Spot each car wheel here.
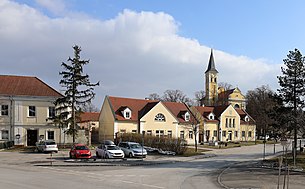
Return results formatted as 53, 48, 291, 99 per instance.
129, 153, 133, 158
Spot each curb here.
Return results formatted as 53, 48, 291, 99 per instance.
34, 160, 177, 167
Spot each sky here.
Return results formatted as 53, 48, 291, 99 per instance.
1, 0, 305, 108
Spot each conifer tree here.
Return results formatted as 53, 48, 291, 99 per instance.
54, 45, 99, 143
277, 48, 305, 158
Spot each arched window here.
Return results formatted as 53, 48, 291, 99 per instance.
234, 104, 240, 109
155, 113, 166, 122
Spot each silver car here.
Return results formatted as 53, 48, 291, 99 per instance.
36, 140, 58, 153
118, 142, 147, 158
96, 144, 124, 159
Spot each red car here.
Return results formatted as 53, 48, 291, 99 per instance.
69, 144, 92, 159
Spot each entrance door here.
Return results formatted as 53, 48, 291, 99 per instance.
228, 131, 232, 141
27, 130, 38, 146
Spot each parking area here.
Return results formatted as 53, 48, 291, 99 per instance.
0, 148, 193, 167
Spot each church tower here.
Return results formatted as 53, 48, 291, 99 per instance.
204, 49, 218, 106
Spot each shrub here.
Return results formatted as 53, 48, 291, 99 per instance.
116, 133, 187, 155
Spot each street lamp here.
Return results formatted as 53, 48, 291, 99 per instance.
280, 138, 291, 189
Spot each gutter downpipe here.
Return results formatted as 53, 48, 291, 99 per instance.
9, 96, 14, 145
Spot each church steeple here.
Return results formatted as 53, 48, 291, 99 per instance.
205, 49, 218, 73
204, 49, 218, 106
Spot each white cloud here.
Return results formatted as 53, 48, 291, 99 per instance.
0, 0, 281, 107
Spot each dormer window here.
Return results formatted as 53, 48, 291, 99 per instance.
155, 113, 165, 122
125, 111, 130, 119
184, 112, 190, 121
208, 113, 215, 120
245, 115, 249, 122
122, 107, 131, 119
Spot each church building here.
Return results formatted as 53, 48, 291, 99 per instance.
192, 50, 256, 143
203, 49, 247, 109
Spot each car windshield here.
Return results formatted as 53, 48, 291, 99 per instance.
75, 146, 89, 150
45, 141, 56, 145
107, 146, 120, 150
130, 143, 141, 149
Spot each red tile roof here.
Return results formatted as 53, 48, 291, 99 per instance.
108, 96, 158, 121
0, 75, 62, 97
217, 89, 234, 101
107, 96, 194, 123
235, 108, 255, 124
162, 101, 192, 123
79, 112, 100, 122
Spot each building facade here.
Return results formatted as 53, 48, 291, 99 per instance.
99, 96, 198, 144
198, 49, 256, 142
191, 105, 256, 143
0, 75, 64, 146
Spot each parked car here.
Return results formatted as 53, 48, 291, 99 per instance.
118, 142, 147, 158
36, 140, 58, 153
96, 144, 124, 159
69, 144, 92, 159
99, 140, 115, 146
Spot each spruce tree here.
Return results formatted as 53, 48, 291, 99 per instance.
277, 48, 305, 158
54, 45, 99, 143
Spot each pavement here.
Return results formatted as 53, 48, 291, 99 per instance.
32, 150, 216, 167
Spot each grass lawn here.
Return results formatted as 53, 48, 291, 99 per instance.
179, 147, 211, 157
264, 152, 305, 170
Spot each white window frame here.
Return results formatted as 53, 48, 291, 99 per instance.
122, 108, 132, 119
47, 130, 55, 140
155, 113, 166, 122
146, 130, 152, 136
208, 113, 215, 120
189, 130, 193, 139
167, 130, 172, 138
1, 105, 9, 116
180, 131, 184, 139
48, 107, 55, 118
184, 112, 190, 121
28, 106, 36, 117
1, 130, 9, 140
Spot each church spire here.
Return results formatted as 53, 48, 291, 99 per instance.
205, 49, 218, 73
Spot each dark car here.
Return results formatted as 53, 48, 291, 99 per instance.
69, 144, 92, 159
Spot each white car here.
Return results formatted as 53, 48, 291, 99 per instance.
96, 144, 124, 159
36, 140, 58, 153
118, 142, 147, 158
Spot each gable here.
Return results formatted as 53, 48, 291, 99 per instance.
220, 105, 240, 119
140, 102, 178, 123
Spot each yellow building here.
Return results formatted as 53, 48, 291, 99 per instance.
204, 49, 247, 109
0, 75, 63, 146
198, 49, 256, 142
192, 105, 255, 143
99, 96, 198, 144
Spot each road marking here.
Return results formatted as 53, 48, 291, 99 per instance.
40, 166, 162, 188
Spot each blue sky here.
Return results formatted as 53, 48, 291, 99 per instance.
2, 0, 305, 107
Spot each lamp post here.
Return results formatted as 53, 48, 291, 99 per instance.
280, 138, 291, 189
142, 131, 145, 161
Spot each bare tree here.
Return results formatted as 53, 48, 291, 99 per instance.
218, 82, 233, 91
146, 93, 161, 100
188, 108, 204, 152
79, 102, 99, 112
162, 89, 190, 103
194, 90, 205, 106
246, 85, 277, 138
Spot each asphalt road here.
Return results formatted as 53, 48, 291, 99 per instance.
0, 144, 304, 189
